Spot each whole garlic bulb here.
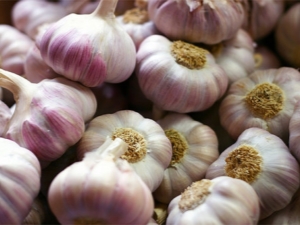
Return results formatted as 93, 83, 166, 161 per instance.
147, 0, 245, 44
37, 0, 136, 87
48, 137, 154, 225
219, 67, 300, 142
136, 35, 228, 113
0, 69, 97, 168
167, 176, 260, 225
0, 137, 41, 224
275, 3, 300, 68
0, 25, 34, 75
76, 110, 172, 192
153, 113, 219, 204
205, 127, 300, 219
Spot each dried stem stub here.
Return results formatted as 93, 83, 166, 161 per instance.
122, 8, 149, 24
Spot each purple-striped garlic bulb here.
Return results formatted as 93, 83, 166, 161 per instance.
136, 35, 228, 114
219, 67, 300, 142
37, 0, 136, 87
289, 100, 300, 163
0, 69, 97, 168
48, 137, 154, 225
24, 44, 59, 83
0, 25, 34, 75
167, 176, 260, 225
254, 44, 282, 70
242, 0, 285, 41
76, 110, 172, 192
206, 127, 300, 219
147, 0, 245, 44
205, 29, 255, 84
0, 137, 41, 224
275, 3, 300, 68
153, 113, 219, 204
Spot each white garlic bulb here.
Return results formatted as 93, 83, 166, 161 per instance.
205, 127, 300, 219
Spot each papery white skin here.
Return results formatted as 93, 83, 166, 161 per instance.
0, 138, 41, 225
76, 110, 172, 192
205, 127, 300, 219
148, 0, 245, 44
167, 176, 260, 225
136, 35, 228, 113
275, 3, 300, 68
49, 139, 154, 225
242, 0, 285, 40
0, 69, 97, 168
212, 29, 255, 84
153, 113, 219, 204
219, 67, 300, 142
254, 45, 281, 70
0, 25, 34, 75
24, 44, 59, 83
289, 100, 300, 163
116, 12, 160, 49
37, 0, 136, 87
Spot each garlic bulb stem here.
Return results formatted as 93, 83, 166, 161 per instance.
93, 0, 119, 19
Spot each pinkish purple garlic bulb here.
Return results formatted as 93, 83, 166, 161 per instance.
37, 0, 136, 87
148, 0, 245, 44
0, 69, 97, 168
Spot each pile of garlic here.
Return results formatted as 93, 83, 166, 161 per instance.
0, 0, 300, 224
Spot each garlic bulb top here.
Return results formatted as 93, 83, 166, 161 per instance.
76, 110, 172, 192
0, 25, 34, 75
153, 113, 219, 204
0, 69, 97, 168
219, 67, 300, 142
37, 0, 136, 87
275, 3, 300, 68
136, 35, 228, 113
167, 176, 260, 225
49, 138, 154, 225
148, 0, 245, 44
0, 137, 41, 225
205, 127, 300, 219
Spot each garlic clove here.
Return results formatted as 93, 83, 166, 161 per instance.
37, 0, 136, 87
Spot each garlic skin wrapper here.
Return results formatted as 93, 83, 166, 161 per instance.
167, 176, 260, 225
288, 101, 300, 163
117, 7, 160, 49
206, 127, 300, 219
136, 35, 228, 113
0, 25, 34, 75
242, 0, 285, 41
275, 3, 300, 68
49, 138, 154, 225
22, 196, 47, 225
207, 29, 255, 84
153, 113, 219, 204
37, 0, 136, 87
76, 110, 172, 192
0, 69, 97, 168
219, 67, 300, 142
254, 45, 281, 70
0, 137, 41, 225
0, 100, 12, 137
148, 0, 245, 44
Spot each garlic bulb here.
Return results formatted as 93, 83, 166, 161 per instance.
0, 137, 41, 224
153, 113, 219, 204
37, 0, 136, 87
205, 127, 300, 219
205, 29, 255, 84
219, 67, 300, 142
76, 110, 172, 192
275, 3, 300, 68
148, 0, 245, 44
49, 137, 154, 225
136, 35, 228, 113
0, 24, 34, 75
254, 44, 281, 70
289, 101, 300, 163
167, 176, 260, 225
0, 69, 97, 168
242, 0, 285, 40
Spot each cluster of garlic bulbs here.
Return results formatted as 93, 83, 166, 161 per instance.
0, 0, 300, 224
